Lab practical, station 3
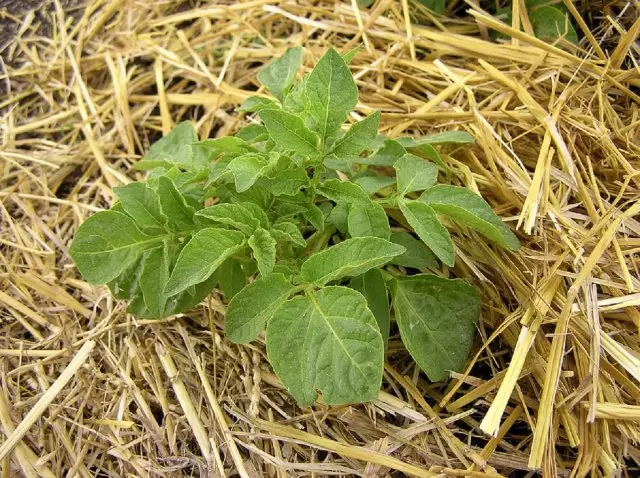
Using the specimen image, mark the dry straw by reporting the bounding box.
[1,0,639,476]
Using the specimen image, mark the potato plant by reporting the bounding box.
[70,47,520,405]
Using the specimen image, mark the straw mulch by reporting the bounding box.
[1,0,639,476]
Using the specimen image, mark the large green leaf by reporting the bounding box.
[350,269,390,345]
[301,237,405,286]
[306,48,358,145]
[70,211,158,284]
[394,153,439,195]
[266,287,384,405]
[419,185,521,250]
[317,179,370,205]
[164,228,245,296]
[331,111,381,158]
[391,275,481,381]
[530,6,578,44]
[134,122,198,170]
[399,200,455,266]
[259,109,319,156]
[217,259,246,300]
[347,202,390,240]
[113,183,166,230]
[226,273,295,344]
[257,46,304,102]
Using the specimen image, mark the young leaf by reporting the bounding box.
[69,211,156,284]
[257,46,304,102]
[135,122,198,170]
[306,48,358,144]
[113,183,166,230]
[158,176,196,231]
[196,203,259,235]
[394,153,438,195]
[354,175,395,195]
[399,200,455,266]
[139,245,170,318]
[342,44,363,64]
[249,228,277,276]
[389,232,437,269]
[227,153,268,192]
[164,228,245,296]
[107,255,144,299]
[270,222,306,247]
[259,109,319,156]
[350,269,390,345]
[317,179,370,205]
[226,273,295,344]
[240,202,270,228]
[238,96,279,113]
[348,202,390,240]
[301,237,405,286]
[266,287,383,405]
[420,185,521,250]
[331,111,381,158]
[217,259,246,300]
[391,275,481,381]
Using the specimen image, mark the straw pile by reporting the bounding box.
[1,0,639,476]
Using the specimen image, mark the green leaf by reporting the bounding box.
[158,177,196,231]
[236,124,269,143]
[389,232,437,269]
[354,175,395,195]
[399,200,455,266]
[530,6,578,44]
[139,245,170,318]
[70,211,156,284]
[419,185,521,250]
[135,122,198,171]
[226,273,295,344]
[306,48,358,144]
[301,237,405,286]
[239,202,270,228]
[416,0,446,14]
[391,275,481,381]
[350,269,390,345]
[227,153,268,192]
[303,203,325,231]
[107,255,144,300]
[398,131,474,146]
[266,287,383,405]
[270,222,306,247]
[362,138,407,166]
[317,179,370,205]
[113,183,166,230]
[164,228,245,296]
[348,202,390,240]
[238,96,279,113]
[282,74,307,115]
[217,259,246,300]
[326,203,349,233]
[259,168,309,196]
[196,203,259,235]
[342,44,363,64]
[257,46,304,102]
[249,228,277,276]
[394,153,438,195]
[259,109,318,156]
[331,111,381,158]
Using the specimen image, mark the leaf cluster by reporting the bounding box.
[70,47,520,405]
